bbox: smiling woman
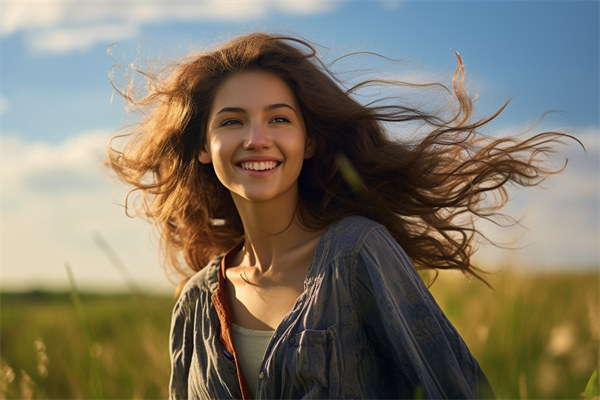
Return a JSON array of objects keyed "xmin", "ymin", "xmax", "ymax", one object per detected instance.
[
  {"xmin": 199, "ymin": 70, "xmax": 310, "ymax": 206},
  {"xmin": 107, "ymin": 32, "xmax": 576, "ymax": 399}
]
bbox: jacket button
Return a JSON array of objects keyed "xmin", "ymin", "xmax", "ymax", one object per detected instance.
[
  {"xmin": 289, "ymin": 337, "xmax": 296, "ymax": 345},
  {"xmin": 258, "ymin": 371, "xmax": 265, "ymax": 380}
]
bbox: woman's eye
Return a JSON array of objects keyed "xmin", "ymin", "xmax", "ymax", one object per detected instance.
[
  {"xmin": 271, "ymin": 116, "xmax": 290, "ymax": 124},
  {"xmin": 221, "ymin": 119, "xmax": 242, "ymax": 127}
]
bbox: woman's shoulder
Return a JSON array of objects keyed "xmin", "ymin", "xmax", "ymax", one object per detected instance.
[
  {"xmin": 176, "ymin": 255, "xmax": 223, "ymax": 302},
  {"xmin": 324, "ymin": 215, "xmax": 390, "ymax": 249},
  {"xmin": 329, "ymin": 215, "xmax": 383, "ymax": 230},
  {"xmin": 318, "ymin": 215, "xmax": 400, "ymax": 262}
]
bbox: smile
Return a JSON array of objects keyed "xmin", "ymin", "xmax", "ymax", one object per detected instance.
[{"xmin": 238, "ymin": 161, "xmax": 281, "ymax": 171}]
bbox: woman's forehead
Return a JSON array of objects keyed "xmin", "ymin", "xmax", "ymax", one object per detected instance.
[{"xmin": 210, "ymin": 70, "xmax": 298, "ymax": 113}]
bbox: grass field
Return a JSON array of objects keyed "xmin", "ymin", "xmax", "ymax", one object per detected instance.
[{"xmin": 1, "ymin": 271, "xmax": 598, "ymax": 399}]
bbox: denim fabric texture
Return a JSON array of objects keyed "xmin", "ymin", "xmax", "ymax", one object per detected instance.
[{"xmin": 169, "ymin": 216, "xmax": 494, "ymax": 399}]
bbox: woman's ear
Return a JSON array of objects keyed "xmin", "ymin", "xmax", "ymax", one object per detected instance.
[{"xmin": 198, "ymin": 150, "xmax": 211, "ymax": 164}]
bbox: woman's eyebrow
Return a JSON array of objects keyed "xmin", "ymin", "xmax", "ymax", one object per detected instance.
[
  {"xmin": 215, "ymin": 103, "xmax": 296, "ymax": 116},
  {"xmin": 264, "ymin": 103, "xmax": 296, "ymax": 112},
  {"xmin": 215, "ymin": 107, "xmax": 244, "ymax": 115}
]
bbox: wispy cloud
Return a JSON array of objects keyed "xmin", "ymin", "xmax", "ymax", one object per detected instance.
[
  {"xmin": 1, "ymin": 0, "xmax": 339, "ymax": 53},
  {"xmin": 473, "ymin": 126, "xmax": 599, "ymax": 271},
  {"xmin": 30, "ymin": 23, "xmax": 140, "ymax": 53},
  {"xmin": 1, "ymin": 131, "xmax": 169, "ymax": 292}
]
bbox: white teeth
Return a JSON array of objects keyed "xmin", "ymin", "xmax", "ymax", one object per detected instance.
[{"xmin": 240, "ymin": 161, "xmax": 278, "ymax": 171}]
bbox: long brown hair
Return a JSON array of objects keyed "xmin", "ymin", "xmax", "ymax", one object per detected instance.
[{"xmin": 107, "ymin": 32, "xmax": 577, "ymax": 283}]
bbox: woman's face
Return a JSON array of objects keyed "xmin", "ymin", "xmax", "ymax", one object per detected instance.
[{"xmin": 200, "ymin": 70, "xmax": 310, "ymax": 204}]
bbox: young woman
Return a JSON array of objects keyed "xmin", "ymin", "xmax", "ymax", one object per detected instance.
[{"xmin": 108, "ymin": 33, "xmax": 574, "ymax": 398}]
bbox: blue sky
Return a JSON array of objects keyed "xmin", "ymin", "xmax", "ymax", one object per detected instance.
[{"xmin": 1, "ymin": 0, "xmax": 598, "ymax": 292}]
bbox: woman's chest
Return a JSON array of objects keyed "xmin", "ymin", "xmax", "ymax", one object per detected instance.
[
  {"xmin": 230, "ymin": 281, "xmax": 305, "ymax": 330},
  {"xmin": 226, "ymin": 263, "xmax": 309, "ymax": 330}
]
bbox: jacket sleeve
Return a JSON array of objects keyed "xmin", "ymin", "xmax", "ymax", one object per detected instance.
[
  {"xmin": 351, "ymin": 226, "xmax": 494, "ymax": 399},
  {"xmin": 169, "ymin": 288, "xmax": 196, "ymax": 399}
]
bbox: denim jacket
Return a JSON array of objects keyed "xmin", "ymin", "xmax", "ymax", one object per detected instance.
[{"xmin": 170, "ymin": 216, "xmax": 494, "ymax": 399}]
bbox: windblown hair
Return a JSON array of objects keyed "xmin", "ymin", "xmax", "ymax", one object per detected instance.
[{"xmin": 108, "ymin": 32, "xmax": 575, "ymax": 283}]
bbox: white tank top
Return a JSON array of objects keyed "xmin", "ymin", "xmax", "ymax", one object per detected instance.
[{"xmin": 232, "ymin": 324, "xmax": 274, "ymax": 397}]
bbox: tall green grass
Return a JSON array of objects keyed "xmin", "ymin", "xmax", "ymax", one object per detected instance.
[
  {"xmin": 1, "ymin": 271, "xmax": 598, "ymax": 398},
  {"xmin": 0, "ymin": 290, "xmax": 173, "ymax": 399},
  {"xmin": 429, "ymin": 270, "xmax": 599, "ymax": 399}
]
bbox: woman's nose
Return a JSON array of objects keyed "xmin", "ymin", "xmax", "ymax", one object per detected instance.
[{"xmin": 243, "ymin": 122, "xmax": 272, "ymax": 150}]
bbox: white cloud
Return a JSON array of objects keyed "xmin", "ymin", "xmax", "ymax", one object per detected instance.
[
  {"xmin": 30, "ymin": 23, "xmax": 140, "ymax": 53},
  {"xmin": 1, "ymin": 0, "xmax": 68, "ymax": 35},
  {"xmin": 276, "ymin": 0, "xmax": 338, "ymax": 15},
  {"xmin": 473, "ymin": 126, "xmax": 599, "ymax": 271},
  {"xmin": 1, "ymin": 0, "xmax": 339, "ymax": 53},
  {"xmin": 1, "ymin": 131, "xmax": 172, "ymax": 293}
]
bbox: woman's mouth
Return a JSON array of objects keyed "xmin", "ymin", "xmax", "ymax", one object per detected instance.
[{"xmin": 238, "ymin": 160, "xmax": 281, "ymax": 171}]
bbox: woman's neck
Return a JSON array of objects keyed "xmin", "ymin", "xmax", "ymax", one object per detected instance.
[{"xmin": 230, "ymin": 187, "xmax": 319, "ymax": 274}]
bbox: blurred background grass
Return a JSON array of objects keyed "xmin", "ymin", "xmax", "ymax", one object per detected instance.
[
  {"xmin": 429, "ymin": 271, "xmax": 599, "ymax": 399},
  {"xmin": 1, "ymin": 270, "xmax": 598, "ymax": 399}
]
